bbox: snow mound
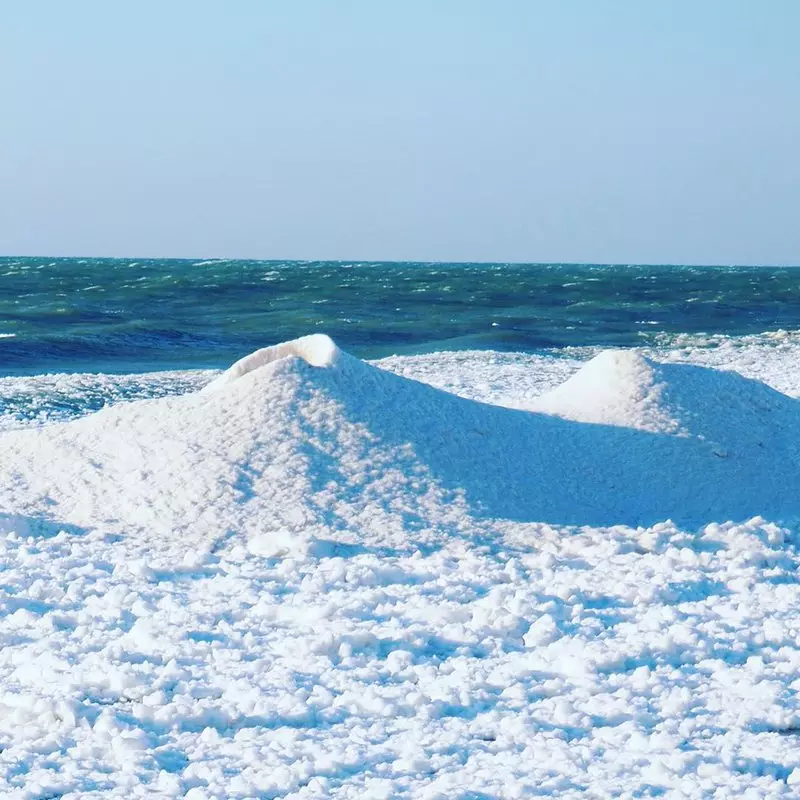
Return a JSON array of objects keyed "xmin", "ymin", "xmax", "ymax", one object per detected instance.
[
  {"xmin": 532, "ymin": 350, "xmax": 683, "ymax": 433},
  {"xmin": 2, "ymin": 339, "xmax": 800, "ymax": 552},
  {"xmin": 533, "ymin": 349, "xmax": 800, "ymax": 458}
]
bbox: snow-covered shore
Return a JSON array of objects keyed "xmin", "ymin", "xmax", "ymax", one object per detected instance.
[{"xmin": 2, "ymin": 335, "xmax": 800, "ymax": 798}]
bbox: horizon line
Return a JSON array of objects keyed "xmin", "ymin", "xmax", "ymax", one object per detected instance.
[{"xmin": 3, "ymin": 253, "xmax": 800, "ymax": 269}]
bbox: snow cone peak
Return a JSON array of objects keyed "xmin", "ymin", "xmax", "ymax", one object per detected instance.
[
  {"xmin": 534, "ymin": 347, "xmax": 800, "ymax": 454},
  {"xmin": 203, "ymin": 334, "xmax": 341, "ymax": 392},
  {"xmin": 531, "ymin": 348, "xmax": 672, "ymax": 432}
]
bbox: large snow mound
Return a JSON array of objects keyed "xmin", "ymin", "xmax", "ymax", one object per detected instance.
[{"xmin": 1, "ymin": 340, "xmax": 800, "ymax": 549}]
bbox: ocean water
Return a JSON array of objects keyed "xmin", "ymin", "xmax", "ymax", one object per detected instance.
[
  {"xmin": 2, "ymin": 257, "xmax": 800, "ymax": 428},
  {"xmin": 4, "ymin": 257, "xmax": 800, "ymax": 370}
]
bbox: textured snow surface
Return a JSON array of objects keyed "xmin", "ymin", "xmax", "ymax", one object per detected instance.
[{"xmin": 3, "ymin": 337, "xmax": 800, "ymax": 797}]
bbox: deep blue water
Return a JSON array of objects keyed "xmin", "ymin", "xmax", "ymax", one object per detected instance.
[{"xmin": 1, "ymin": 257, "xmax": 799, "ymax": 375}]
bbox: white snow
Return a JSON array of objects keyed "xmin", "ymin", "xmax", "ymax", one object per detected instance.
[
  {"xmin": 202, "ymin": 334, "xmax": 341, "ymax": 392},
  {"xmin": 2, "ymin": 336, "xmax": 800, "ymax": 797}
]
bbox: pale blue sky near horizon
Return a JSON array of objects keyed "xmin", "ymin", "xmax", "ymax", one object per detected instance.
[{"xmin": 2, "ymin": 1, "xmax": 799, "ymax": 264}]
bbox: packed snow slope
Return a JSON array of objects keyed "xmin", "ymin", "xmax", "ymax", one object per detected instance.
[{"xmin": 3, "ymin": 335, "xmax": 800, "ymax": 797}]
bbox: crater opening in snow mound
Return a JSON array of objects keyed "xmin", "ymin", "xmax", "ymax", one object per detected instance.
[{"xmin": 202, "ymin": 333, "xmax": 340, "ymax": 392}]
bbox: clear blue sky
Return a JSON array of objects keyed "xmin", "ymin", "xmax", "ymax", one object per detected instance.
[{"xmin": 2, "ymin": 1, "xmax": 799, "ymax": 264}]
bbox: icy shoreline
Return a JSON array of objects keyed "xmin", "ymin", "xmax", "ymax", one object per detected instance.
[{"xmin": 2, "ymin": 336, "xmax": 800, "ymax": 797}]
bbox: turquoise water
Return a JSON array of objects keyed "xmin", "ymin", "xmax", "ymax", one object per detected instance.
[{"xmin": 1, "ymin": 257, "xmax": 799, "ymax": 375}]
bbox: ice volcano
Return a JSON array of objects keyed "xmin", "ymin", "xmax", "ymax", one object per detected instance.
[{"xmin": 1, "ymin": 335, "xmax": 800, "ymax": 548}]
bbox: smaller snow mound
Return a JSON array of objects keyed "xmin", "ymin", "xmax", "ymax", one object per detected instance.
[
  {"xmin": 533, "ymin": 348, "xmax": 800, "ymax": 462},
  {"xmin": 532, "ymin": 350, "xmax": 682, "ymax": 434},
  {"xmin": 203, "ymin": 334, "xmax": 340, "ymax": 392}
]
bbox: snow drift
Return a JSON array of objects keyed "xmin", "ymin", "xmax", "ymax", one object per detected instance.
[{"xmin": 1, "ymin": 337, "xmax": 800, "ymax": 552}]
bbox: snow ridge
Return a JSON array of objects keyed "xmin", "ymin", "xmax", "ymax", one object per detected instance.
[{"xmin": 2, "ymin": 338, "xmax": 799, "ymax": 543}]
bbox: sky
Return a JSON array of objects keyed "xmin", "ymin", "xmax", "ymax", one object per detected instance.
[{"xmin": 2, "ymin": 1, "xmax": 799, "ymax": 264}]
